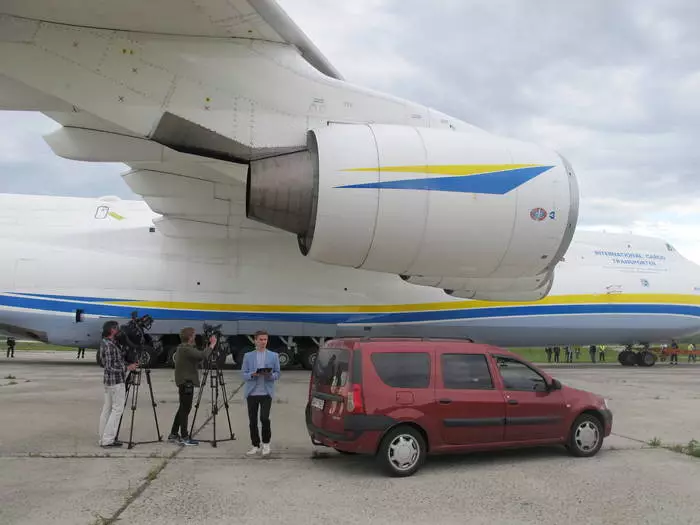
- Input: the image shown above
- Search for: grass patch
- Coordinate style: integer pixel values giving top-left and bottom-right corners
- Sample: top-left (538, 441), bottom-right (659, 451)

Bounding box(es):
top-left (7, 381), bottom-right (17, 386)
top-left (4, 374), bottom-right (16, 380)
top-left (145, 458), bottom-right (168, 482)
top-left (661, 438), bottom-right (700, 459)
top-left (648, 437), bottom-right (662, 447)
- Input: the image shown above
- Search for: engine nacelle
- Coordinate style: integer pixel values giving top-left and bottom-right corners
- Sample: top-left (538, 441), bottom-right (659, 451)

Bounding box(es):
top-left (248, 123), bottom-right (578, 284)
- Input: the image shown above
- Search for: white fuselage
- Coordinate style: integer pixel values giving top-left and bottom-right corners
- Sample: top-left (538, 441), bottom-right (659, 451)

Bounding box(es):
top-left (1, 193), bottom-right (699, 349)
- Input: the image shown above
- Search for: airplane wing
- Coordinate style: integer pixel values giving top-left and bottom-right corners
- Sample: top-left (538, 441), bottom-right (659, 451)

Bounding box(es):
top-left (0, 0), bottom-right (343, 239)
top-left (0, 0), bottom-right (343, 80)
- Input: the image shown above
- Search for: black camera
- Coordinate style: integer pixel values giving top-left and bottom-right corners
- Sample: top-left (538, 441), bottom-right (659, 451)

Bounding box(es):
top-left (117, 311), bottom-right (160, 367)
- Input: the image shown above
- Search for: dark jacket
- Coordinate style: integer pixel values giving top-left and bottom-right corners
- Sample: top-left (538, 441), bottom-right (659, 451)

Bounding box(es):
top-left (174, 343), bottom-right (213, 386)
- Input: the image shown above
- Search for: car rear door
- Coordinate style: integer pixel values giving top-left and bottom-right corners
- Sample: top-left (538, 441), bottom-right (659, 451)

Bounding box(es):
top-left (492, 355), bottom-right (568, 442)
top-left (309, 345), bottom-right (351, 437)
top-left (435, 348), bottom-right (506, 445)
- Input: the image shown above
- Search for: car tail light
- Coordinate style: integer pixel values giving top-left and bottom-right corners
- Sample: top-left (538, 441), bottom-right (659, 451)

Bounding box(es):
top-left (346, 384), bottom-right (364, 414)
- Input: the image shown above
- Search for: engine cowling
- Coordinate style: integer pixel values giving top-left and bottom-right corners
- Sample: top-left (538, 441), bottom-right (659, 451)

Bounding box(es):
top-left (247, 122), bottom-right (578, 287)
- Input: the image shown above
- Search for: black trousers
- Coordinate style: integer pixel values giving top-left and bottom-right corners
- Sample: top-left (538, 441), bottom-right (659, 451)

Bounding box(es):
top-left (247, 395), bottom-right (272, 447)
top-left (6, 346), bottom-right (14, 357)
top-left (77, 347), bottom-right (85, 358)
top-left (171, 382), bottom-right (194, 438)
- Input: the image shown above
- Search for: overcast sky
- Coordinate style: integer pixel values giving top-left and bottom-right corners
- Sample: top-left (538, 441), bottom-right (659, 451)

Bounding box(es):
top-left (1, 0), bottom-right (699, 263)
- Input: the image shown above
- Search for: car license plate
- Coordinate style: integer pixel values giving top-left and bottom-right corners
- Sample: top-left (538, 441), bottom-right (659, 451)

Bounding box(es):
top-left (311, 397), bottom-right (325, 410)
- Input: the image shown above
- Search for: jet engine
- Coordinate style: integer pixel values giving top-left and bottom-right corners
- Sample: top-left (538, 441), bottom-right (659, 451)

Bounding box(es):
top-left (247, 123), bottom-right (578, 297)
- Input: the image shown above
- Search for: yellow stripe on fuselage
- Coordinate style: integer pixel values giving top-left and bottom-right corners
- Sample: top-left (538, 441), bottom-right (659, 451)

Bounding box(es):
top-left (342, 164), bottom-right (541, 176)
top-left (107, 293), bottom-right (700, 313)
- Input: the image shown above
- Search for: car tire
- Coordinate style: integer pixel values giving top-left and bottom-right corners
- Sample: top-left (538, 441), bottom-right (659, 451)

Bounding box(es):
top-left (567, 414), bottom-right (604, 457)
top-left (376, 425), bottom-right (426, 477)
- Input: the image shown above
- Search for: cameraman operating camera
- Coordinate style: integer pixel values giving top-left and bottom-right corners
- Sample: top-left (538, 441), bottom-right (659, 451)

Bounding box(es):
top-left (169, 327), bottom-right (217, 446)
top-left (98, 321), bottom-right (137, 448)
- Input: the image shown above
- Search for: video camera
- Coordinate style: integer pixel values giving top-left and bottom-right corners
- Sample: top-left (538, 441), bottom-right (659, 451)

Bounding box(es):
top-left (199, 322), bottom-right (228, 366)
top-left (117, 311), bottom-right (159, 367)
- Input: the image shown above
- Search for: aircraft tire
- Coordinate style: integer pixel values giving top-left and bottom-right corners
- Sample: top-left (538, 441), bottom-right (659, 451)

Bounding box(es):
top-left (166, 346), bottom-right (178, 368)
top-left (299, 346), bottom-right (317, 371)
top-left (619, 350), bottom-right (636, 366)
top-left (637, 351), bottom-right (656, 367)
top-left (275, 348), bottom-right (294, 370)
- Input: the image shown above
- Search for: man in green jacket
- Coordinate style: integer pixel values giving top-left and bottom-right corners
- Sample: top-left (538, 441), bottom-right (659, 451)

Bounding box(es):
top-left (169, 327), bottom-right (217, 445)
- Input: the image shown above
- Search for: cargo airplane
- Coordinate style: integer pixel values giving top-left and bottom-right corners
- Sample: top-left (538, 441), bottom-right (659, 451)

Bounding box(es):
top-left (0, 1), bottom-right (698, 369)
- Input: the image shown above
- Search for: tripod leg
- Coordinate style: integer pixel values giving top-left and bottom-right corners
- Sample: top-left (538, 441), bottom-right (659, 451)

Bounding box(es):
top-left (211, 368), bottom-right (218, 448)
top-left (218, 367), bottom-right (235, 439)
top-left (128, 371), bottom-right (140, 449)
top-left (188, 368), bottom-right (209, 439)
top-left (116, 373), bottom-right (132, 440)
top-left (145, 369), bottom-right (162, 441)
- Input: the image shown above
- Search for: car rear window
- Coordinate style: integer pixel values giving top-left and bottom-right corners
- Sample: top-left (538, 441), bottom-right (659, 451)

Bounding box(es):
top-left (370, 352), bottom-right (430, 388)
top-left (441, 354), bottom-right (493, 389)
top-left (313, 348), bottom-right (350, 387)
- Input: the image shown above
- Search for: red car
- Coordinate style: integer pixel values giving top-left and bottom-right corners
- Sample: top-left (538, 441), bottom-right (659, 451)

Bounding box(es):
top-left (306, 337), bottom-right (612, 477)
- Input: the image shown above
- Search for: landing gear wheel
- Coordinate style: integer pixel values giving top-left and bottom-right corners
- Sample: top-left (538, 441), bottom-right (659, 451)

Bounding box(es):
top-left (376, 425), bottom-right (426, 477)
top-left (275, 348), bottom-right (293, 370)
top-left (166, 347), bottom-right (178, 368)
top-left (619, 350), bottom-right (636, 366)
top-left (567, 414), bottom-right (603, 457)
top-left (138, 349), bottom-right (152, 368)
top-left (215, 351), bottom-right (227, 368)
top-left (299, 347), bottom-right (317, 370)
top-left (637, 351), bottom-right (656, 367)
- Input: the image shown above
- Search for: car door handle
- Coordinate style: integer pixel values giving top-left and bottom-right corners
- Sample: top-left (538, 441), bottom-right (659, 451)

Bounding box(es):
top-left (507, 399), bottom-right (519, 405)
top-left (438, 398), bottom-right (452, 404)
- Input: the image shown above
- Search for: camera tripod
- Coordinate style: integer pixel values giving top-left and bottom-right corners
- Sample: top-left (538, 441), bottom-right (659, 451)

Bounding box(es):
top-left (188, 355), bottom-right (236, 447)
top-left (116, 367), bottom-right (163, 449)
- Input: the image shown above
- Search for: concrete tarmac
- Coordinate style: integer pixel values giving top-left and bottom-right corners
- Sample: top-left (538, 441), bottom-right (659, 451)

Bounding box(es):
top-left (1, 355), bottom-right (700, 524)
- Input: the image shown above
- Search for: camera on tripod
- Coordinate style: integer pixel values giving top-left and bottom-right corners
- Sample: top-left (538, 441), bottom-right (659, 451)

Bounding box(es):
top-left (117, 311), bottom-right (161, 368)
top-left (198, 322), bottom-right (229, 367)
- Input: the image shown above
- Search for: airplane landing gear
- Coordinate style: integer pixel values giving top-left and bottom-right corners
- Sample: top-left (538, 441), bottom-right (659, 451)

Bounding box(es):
top-left (618, 343), bottom-right (656, 367)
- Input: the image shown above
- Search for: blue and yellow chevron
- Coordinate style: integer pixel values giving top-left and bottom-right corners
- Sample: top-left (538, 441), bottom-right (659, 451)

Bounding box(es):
top-left (336, 164), bottom-right (555, 195)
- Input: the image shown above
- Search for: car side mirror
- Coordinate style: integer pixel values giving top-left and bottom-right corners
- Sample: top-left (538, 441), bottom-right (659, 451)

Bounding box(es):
top-left (548, 378), bottom-right (562, 391)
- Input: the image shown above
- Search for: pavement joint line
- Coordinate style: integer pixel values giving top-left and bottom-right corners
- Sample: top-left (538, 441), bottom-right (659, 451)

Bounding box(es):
top-left (93, 379), bottom-right (244, 525)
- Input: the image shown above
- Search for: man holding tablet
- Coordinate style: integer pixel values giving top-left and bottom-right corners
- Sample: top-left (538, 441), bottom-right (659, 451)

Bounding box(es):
top-left (241, 330), bottom-right (281, 457)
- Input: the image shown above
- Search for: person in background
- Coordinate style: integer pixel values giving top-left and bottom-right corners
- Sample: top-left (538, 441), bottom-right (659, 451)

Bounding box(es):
top-left (553, 345), bottom-right (561, 363)
top-left (76, 347), bottom-right (86, 359)
top-left (545, 346), bottom-right (552, 363)
top-left (599, 344), bottom-right (606, 362)
top-left (566, 345), bottom-right (575, 363)
top-left (670, 340), bottom-right (679, 365)
top-left (242, 330), bottom-right (281, 457)
top-left (688, 343), bottom-right (696, 363)
top-left (589, 344), bottom-right (597, 363)
top-left (6, 336), bottom-right (15, 358)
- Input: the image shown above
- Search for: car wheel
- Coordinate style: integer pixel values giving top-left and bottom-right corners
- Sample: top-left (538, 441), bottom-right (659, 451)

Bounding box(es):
top-left (377, 425), bottom-right (426, 477)
top-left (567, 414), bottom-right (603, 457)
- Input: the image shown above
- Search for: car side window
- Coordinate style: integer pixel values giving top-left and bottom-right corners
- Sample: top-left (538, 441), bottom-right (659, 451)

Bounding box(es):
top-left (495, 356), bottom-right (547, 392)
top-left (441, 354), bottom-right (493, 390)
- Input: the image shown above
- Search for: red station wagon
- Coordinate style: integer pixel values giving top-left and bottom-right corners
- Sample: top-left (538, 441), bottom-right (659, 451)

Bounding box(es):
top-left (306, 338), bottom-right (613, 477)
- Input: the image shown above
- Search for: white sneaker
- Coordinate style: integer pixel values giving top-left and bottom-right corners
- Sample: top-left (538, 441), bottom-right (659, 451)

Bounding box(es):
top-left (262, 443), bottom-right (271, 456)
top-left (246, 446), bottom-right (260, 456)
